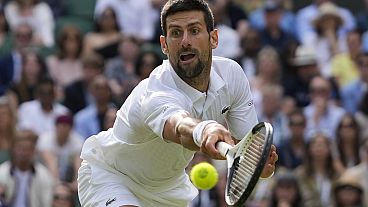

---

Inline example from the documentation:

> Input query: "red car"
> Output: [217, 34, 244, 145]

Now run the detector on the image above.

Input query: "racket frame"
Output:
[216, 122, 274, 207]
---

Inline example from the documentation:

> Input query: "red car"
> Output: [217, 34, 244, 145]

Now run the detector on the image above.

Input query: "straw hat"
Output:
[334, 171, 363, 193]
[313, 2, 343, 29]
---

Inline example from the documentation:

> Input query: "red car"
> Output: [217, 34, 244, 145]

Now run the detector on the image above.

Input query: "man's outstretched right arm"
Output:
[162, 111, 234, 160]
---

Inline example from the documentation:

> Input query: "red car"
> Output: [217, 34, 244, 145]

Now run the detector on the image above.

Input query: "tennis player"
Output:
[78, 0, 278, 206]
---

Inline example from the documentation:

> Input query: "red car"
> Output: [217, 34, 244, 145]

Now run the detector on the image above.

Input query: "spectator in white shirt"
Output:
[4, 0, 55, 47]
[17, 78, 70, 136]
[94, 0, 156, 42]
[37, 114, 83, 193]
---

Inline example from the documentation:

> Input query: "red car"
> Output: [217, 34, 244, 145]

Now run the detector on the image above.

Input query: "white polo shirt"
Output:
[80, 56, 258, 205]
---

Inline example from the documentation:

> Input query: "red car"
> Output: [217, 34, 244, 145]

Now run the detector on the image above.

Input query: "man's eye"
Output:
[171, 30, 181, 37]
[191, 28, 200, 35]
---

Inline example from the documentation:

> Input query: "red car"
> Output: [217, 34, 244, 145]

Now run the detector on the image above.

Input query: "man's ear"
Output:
[160, 35, 168, 55]
[210, 29, 219, 49]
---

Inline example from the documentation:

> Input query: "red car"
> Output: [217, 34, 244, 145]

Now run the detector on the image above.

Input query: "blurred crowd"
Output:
[0, 0, 367, 206]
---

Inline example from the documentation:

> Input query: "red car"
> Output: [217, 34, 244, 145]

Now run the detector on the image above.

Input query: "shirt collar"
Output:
[167, 60, 225, 102]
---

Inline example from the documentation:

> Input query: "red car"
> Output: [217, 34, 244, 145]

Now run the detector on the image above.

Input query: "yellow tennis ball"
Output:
[190, 162, 218, 190]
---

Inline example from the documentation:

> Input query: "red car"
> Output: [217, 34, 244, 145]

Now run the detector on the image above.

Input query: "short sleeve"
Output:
[141, 89, 191, 138]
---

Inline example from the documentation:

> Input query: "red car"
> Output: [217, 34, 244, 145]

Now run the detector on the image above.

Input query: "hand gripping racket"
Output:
[216, 122, 273, 207]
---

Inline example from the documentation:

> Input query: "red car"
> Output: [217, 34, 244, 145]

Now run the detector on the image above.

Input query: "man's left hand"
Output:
[260, 144, 278, 178]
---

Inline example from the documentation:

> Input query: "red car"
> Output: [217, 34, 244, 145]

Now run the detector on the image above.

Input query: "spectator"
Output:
[135, 48, 163, 80]
[4, 0, 55, 47]
[342, 138, 368, 206]
[258, 84, 289, 147]
[250, 46, 281, 113]
[330, 29, 362, 88]
[303, 76, 345, 139]
[278, 109, 306, 169]
[258, 1, 296, 54]
[37, 114, 83, 192]
[9, 48, 49, 104]
[283, 45, 320, 107]
[0, 96, 15, 164]
[94, 0, 156, 42]
[310, 2, 348, 78]
[205, 0, 249, 39]
[17, 78, 70, 136]
[105, 36, 140, 106]
[208, 0, 241, 59]
[52, 183, 75, 207]
[295, 0, 356, 46]
[62, 52, 105, 114]
[341, 52, 368, 114]
[335, 114, 361, 170]
[294, 133, 341, 207]
[280, 95, 297, 117]
[268, 170, 303, 207]
[237, 27, 262, 79]
[0, 9, 11, 56]
[0, 130, 54, 207]
[0, 22, 34, 95]
[46, 25, 84, 92]
[74, 75, 114, 139]
[248, 0, 296, 35]
[83, 7, 121, 59]
[333, 167, 364, 207]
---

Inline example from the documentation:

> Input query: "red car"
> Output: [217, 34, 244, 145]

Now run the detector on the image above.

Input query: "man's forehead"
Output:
[166, 10, 205, 27]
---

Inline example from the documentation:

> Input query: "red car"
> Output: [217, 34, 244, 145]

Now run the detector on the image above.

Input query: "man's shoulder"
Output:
[18, 100, 38, 111]
[212, 56, 237, 63]
[212, 56, 241, 70]
[212, 56, 245, 78]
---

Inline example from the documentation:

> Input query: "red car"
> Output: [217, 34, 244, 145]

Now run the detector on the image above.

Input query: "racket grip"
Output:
[216, 142, 231, 157]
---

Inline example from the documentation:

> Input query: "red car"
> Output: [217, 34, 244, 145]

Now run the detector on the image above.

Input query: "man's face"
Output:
[14, 24, 33, 49]
[13, 140, 35, 167]
[160, 11, 218, 80]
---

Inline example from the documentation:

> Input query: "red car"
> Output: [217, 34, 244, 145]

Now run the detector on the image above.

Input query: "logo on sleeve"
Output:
[247, 100, 254, 106]
[106, 197, 116, 206]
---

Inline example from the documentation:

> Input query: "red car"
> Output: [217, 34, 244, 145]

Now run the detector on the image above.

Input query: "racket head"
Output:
[224, 122, 273, 207]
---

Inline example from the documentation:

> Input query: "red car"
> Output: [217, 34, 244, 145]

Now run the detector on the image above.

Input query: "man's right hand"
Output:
[199, 122, 234, 160]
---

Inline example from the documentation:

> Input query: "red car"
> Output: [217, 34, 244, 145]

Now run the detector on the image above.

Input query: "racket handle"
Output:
[216, 142, 232, 157]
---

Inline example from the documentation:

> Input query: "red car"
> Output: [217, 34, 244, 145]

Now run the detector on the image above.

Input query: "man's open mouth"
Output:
[180, 52, 196, 62]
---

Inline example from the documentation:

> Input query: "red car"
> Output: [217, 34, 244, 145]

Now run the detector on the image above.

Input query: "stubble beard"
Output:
[172, 47, 212, 82]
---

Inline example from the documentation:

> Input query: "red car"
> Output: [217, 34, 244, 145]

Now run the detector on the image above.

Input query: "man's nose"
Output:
[181, 31, 191, 47]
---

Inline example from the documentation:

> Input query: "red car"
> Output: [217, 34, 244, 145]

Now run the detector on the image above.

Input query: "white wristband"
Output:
[192, 120, 217, 147]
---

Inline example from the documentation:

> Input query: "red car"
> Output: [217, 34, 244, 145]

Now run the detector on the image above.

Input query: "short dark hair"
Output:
[160, 0, 214, 36]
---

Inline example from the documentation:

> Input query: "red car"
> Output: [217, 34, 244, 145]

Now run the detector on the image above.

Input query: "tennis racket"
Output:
[216, 122, 273, 207]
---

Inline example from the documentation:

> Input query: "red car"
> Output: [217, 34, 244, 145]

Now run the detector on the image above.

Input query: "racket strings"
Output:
[228, 131, 266, 203]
